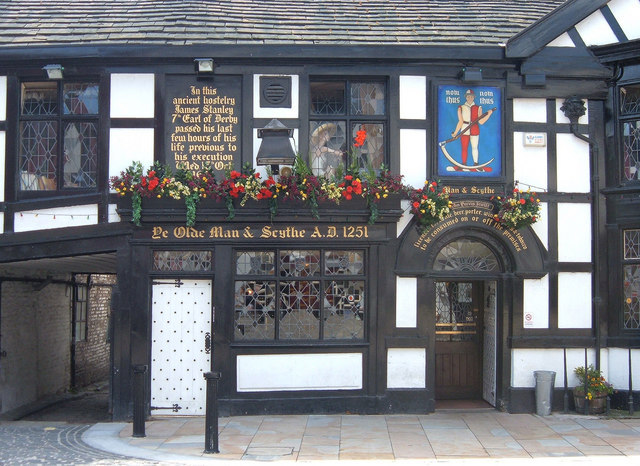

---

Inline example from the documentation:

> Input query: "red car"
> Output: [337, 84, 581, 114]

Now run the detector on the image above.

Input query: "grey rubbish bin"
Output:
[534, 370, 556, 416]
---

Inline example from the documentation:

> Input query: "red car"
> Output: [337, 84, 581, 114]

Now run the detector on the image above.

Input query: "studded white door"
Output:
[151, 279, 212, 415]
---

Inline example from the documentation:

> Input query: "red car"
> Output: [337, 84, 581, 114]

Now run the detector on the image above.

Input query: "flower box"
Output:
[573, 389, 608, 414]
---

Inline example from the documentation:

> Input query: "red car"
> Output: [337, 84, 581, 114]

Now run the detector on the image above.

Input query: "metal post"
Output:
[563, 348, 569, 413]
[629, 347, 634, 416]
[133, 364, 148, 438]
[204, 371, 222, 454]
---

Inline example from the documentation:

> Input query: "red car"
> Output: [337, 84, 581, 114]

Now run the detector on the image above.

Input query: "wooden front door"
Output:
[435, 281, 484, 399]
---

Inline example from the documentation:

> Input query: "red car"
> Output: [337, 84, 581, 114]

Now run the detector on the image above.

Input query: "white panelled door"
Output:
[151, 279, 212, 415]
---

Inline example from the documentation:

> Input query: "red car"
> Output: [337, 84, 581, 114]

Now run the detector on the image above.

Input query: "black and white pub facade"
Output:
[1, 0, 639, 420]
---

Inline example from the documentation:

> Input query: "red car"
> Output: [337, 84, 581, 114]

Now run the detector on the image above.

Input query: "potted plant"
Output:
[573, 365, 614, 414]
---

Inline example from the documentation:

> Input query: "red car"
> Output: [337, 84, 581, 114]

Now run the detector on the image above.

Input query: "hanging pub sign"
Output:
[165, 75, 241, 177]
[437, 85, 502, 177]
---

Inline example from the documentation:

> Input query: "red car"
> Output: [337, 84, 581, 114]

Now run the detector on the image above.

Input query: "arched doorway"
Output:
[432, 239, 500, 404]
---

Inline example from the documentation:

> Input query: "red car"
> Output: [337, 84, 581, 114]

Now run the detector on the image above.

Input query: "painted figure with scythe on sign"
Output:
[440, 89, 497, 172]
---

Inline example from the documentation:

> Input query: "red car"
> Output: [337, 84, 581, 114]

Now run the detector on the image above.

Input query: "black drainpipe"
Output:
[560, 96, 602, 370]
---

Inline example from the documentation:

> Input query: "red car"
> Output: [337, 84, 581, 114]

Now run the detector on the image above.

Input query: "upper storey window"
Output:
[19, 81, 99, 193]
[309, 80, 386, 177]
[621, 84, 640, 183]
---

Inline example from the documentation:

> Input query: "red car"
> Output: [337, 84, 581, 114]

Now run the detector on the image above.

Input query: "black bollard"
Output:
[204, 371, 222, 454]
[133, 364, 148, 438]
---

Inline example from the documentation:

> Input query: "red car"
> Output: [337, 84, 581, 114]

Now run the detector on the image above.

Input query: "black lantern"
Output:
[256, 119, 296, 168]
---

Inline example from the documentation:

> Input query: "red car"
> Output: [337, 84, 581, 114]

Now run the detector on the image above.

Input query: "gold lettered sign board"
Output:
[413, 199, 529, 253]
[149, 224, 386, 241]
[165, 75, 241, 177]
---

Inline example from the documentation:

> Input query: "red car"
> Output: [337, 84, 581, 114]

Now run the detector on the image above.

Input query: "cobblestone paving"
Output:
[0, 421, 157, 465]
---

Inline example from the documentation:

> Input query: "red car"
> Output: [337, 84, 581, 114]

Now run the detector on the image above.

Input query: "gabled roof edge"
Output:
[505, 0, 609, 58]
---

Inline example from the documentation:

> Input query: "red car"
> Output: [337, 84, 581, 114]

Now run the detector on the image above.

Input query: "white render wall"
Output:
[13, 204, 100, 232]
[558, 272, 592, 328]
[387, 348, 426, 389]
[523, 275, 549, 329]
[399, 76, 427, 187]
[396, 276, 417, 328]
[253, 74, 299, 120]
[0, 75, 5, 205]
[236, 353, 362, 392]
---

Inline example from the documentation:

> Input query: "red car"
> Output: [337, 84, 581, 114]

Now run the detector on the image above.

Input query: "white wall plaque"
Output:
[523, 133, 546, 147]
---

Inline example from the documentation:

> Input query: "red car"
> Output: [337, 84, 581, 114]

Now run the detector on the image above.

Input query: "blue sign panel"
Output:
[437, 86, 501, 177]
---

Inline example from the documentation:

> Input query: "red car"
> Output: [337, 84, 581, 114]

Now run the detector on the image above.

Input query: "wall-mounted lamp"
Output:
[460, 67, 483, 82]
[42, 64, 64, 80]
[194, 58, 215, 74]
[256, 119, 296, 170]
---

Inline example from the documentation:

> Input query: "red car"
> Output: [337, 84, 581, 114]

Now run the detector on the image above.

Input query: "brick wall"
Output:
[73, 274, 114, 388]
[0, 272, 71, 414]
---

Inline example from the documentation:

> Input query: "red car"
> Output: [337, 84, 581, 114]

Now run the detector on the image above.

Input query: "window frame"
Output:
[622, 229, 640, 332]
[17, 78, 101, 199]
[233, 248, 368, 343]
[618, 82, 640, 185]
[308, 78, 388, 176]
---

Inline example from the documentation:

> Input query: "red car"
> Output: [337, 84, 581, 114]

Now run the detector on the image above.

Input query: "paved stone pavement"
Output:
[80, 411, 640, 464]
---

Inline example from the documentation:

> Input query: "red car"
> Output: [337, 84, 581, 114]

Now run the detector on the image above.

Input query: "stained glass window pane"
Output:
[21, 82, 58, 115]
[434, 239, 499, 271]
[309, 120, 346, 177]
[435, 282, 476, 342]
[350, 82, 385, 115]
[625, 230, 640, 260]
[621, 85, 640, 115]
[236, 251, 275, 275]
[19, 121, 58, 190]
[64, 122, 98, 188]
[279, 281, 321, 339]
[153, 251, 212, 271]
[351, 123, 384, 169]
[324, 280, 364, 339]
[624, 265, 640, 330]
[325, 250, 364, 275]
[279, 250, 320, 277]
[63, 83, 99, 115]
[234, 280, 276, 340]
[623, 121, 640, 182]
[311, 81, 345, 115]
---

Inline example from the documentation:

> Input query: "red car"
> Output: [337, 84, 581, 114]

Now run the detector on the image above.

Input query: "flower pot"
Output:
[573, 390, 608, 414]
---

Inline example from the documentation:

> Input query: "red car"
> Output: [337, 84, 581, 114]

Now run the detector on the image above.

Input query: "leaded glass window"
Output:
[433, 239, 499, 272]
[623, 229, 640, 330]
[19, 81, 99, 193]
[234, 249, 366, 341]
[620, 85, 640, 182]
[309, 79, 387, 177]
[153, 250, 213, 272]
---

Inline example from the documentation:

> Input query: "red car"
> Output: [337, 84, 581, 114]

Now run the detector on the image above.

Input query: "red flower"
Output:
[354, 129, 367, 147]
[265, 178, 276, 187]
[148, 170, 156, 178]
[412, 201, 420, 208]
[230, 170, 241, 179]
[148, 178, 159, 191]
[345, 175, 353, 181]
[519, 198, 526, 205]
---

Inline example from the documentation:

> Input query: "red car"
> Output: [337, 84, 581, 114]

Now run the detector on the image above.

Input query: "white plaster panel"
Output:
[253, 74, 299, 119]
[558, 272, 592, 328]
[575, 9, 618, 47]
[513, 132, 547, 191]
[531, 202, 548, 250]
[397, 200, 413, 238]
[400, 129, 426, 188]
[547, 32, 575, 47]
[0, 212, 3, 233]
[110, 73, 155, 118]
[252, 128, 298, 180]
[607, 348, 640, 390]
[14, 204, 99, 232]
[523, 275, 549, 329]
[609, 0, 640, 40]
[557, 203, 591, 262]
[108, 203, 121, 223]
[511, 348, 595, 387]
[0, 131, 5, 203]
[396, 277, 417, 328]
[237, 353, 362, 392]
[556, 133, 590, 193]
[512, 99, 547, 123]
[109, 128, 155, 182]
[556, 98, 588, 125]
[399, 76, 426, 120]
[387, 348, 426, 389]
[0, 76, 6, 121]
